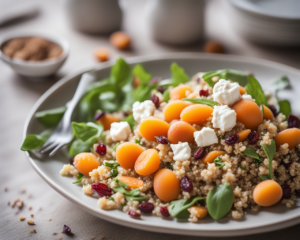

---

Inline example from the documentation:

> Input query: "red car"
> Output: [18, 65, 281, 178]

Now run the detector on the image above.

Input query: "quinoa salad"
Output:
[22, 58, 300, 222]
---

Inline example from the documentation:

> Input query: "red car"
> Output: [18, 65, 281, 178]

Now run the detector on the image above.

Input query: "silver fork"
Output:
[38, 72, 95, 157]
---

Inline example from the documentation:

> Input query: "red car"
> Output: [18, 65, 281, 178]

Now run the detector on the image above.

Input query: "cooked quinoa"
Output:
[60, 70, 300, 222]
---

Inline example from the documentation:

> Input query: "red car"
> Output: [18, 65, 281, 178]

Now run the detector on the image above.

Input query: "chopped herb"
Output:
[261, 139, 276, 180]
[220, 134, 225, 139]
[113, 179, 145, 202]
[254, 160, 262, 167]
[135, 139, 141, 145]
[104, 161, 120, 169]
[261, 105, 265, 118]
[260, 175, 269, 181]
[72, 173, 84, 184]
[114, 179, 128, 188]
[113, 143, 120, 152]
[163, 89, 170, 102]
[239, 165, 245, 170]
[110, 169, 118, 178]
[214, 157, 225, 169]
[166, 163, 174, 171]
[182, 98, 218, 107]
[109, 197, 115, 201]
[121, 203, 126, 209]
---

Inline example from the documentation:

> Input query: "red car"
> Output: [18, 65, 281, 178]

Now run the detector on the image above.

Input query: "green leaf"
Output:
[114, 179, 128, 189]
[21, 130, 52, 151]
[125, 195, 146, 201]
[113, 143, 120, 152]
[182, 98, 218, 107]
[239, 165, 245, 170]
[104, 161, 120, 169]
[72, 122, 103, 142]
[72, 173, 84, 184]
[110, 57, 132, 87]
[262, 139, 276, 180]
[35, 106, 66, 127]
[166, 163, 173, 171]
[163, 89, 170, 102]
[242, 148, 261, 160]
[170, 63, 189, 87]
[214, 157, 225, 169]
[261, 105, 265, 118]
[109, 197, 115, 201]
[133, 64, 152, 84]
[135, 139, 141, 145]
[206, 182, 234, 220]
[278, 100, 291, 118]
[245, 76, 267, 106]
[220, 134, 225, 139]
[260, 175, 269, 181]
[123, 114, 135, 131]
[69, 139, 93, 157]
[271, 76, 290, 92]
[168, 196, 204, 219]
[113, 179, 146, 202]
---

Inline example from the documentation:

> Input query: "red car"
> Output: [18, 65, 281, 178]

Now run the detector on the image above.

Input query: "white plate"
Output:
[24, 53, 300, 237]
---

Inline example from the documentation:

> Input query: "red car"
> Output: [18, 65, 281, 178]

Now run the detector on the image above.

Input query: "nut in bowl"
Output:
[0, 32, 69, 79]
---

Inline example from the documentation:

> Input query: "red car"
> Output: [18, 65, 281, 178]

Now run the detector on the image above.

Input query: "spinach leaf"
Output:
[260, 175, 269, 181]
[123, 114, 135, 130]
[133, 64, 152, 84]
[245, 76, 267, 106]
[21, 130, 52, 151]
[169, 63, 189, 87]
[271, 76, 290, 92]
[242, 148, 261, 160]
[110, 57, 132, 87]
[182, 98, 218, 107]
[278, 100, 291, 118]
[72, 173, 84, 184]
[35, 106, 66, 127]
[69, 139, 93, 157]
[72, 122, 103, 142]
[262, 139, 276, 180]
[168, 196, 204, 219]
[206, 182, 234, 220]
[163, 89, 170, 102]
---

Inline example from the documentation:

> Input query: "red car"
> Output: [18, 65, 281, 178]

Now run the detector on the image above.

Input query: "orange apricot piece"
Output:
[135, 149, 160, 176]
[94, 48, 109, 62]
[153, 169, 181, 202]
[139, 117, 170, 141]
[189, 206, 208, 219]
[232, 100, 263, 130]
[237, 129, 251, 142]
[170, 85, 193, 100]
[74, 153, 100, 176]
[117, 176, 144, 189]
[274, 128, 300, 150]
[110, 31, 131, 50]
[168, 121, 196, 144]
[180, 104, 213, 125]
[133, 76, 141, 88]
[116, 142, 144, 170]
[97, 113, 119, 131]
[163, 100, 191, 122]
[263, 105, 274, 120]
[239, 86, 246, 95]
[202, 151, 226, 164]
[253, 180, 282, 207]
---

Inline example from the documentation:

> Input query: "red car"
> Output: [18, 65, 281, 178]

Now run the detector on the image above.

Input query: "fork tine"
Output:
[37, 140, 54, 152]
[40, 142, 58, 154]
[49, 142, 67, 157]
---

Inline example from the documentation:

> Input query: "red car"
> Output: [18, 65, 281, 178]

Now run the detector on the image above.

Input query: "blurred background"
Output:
[1, 0, 300, 239]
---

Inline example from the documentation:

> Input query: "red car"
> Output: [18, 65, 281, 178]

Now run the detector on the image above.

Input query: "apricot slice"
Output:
[202, 151, 226, 164]
[170, 85, 193, 100]
[262, 105, 274, 120]
[153, 169, 181, 202]
[110, 31, 131, 50]
[139, 117, 170, 141]
[237, 129, 251, 142]
[97, 113, 119, 131]
[180, 104, 213, 125]
[274, 128, 300, 150]
[253, 180, 283, 207]
[232, 100, 263, 130]
[135, 149, 160, 176]
[163, 100, 191, 122]
[117, 176, 144, 189]
[94, 48, 109, 62]
[189, 206, 208, 219]
[116, 142, 144, 169]
[168, 121, 196, 144]
[74, 153, 100, 176]
[239, 86, 246, 95]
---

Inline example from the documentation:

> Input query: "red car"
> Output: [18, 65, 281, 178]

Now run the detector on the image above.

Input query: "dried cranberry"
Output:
[180, 176, 193, 192]
[247, 131, 258, 144]
[123, 112, 129, 117]
[268, 105, 278, 117]
[194, 147, 206, 160]
[160, 206, 170, 217]
[69, 157, 74, 165]
[281, 184, 292, 199]
[91, 183, 112, 196]
[96, 143, 106, 155]
[288, 114, 300, 128]
[94, 111, 106, 121]
[63, 225, 71, 234]
[151, 94, 160, 108]
[155, 136, 169, 144]
[225, 133, 239, 145]
[149, 78, 160, 85]
[199, 89, 209, 97]
[139, 202, 154, 213]
[157, 86, 165, 94]
[128, 210, 141, 218]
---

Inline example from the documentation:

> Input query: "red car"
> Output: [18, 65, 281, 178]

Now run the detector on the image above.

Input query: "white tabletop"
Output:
[1, 0, 300, 239]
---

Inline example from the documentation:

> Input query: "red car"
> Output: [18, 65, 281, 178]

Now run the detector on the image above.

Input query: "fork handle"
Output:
[62, 72, 95, 128]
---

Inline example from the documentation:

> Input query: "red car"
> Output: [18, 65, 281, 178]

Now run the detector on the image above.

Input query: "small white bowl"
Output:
[0, 32, 69, 79]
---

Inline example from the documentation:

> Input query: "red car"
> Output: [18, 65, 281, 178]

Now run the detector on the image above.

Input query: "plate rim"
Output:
[23, 53, 300, 236]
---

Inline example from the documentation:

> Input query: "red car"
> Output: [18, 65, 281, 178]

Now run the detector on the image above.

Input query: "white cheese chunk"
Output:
[132, 100, 156, 123]
[213, 79, 240, 105]
[212, 105, 237, 132]
[242, 94, 255, 102]
[194, 127, 218, 147]
[110, 122, 131, 141]
[170, 142, 191, 161]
